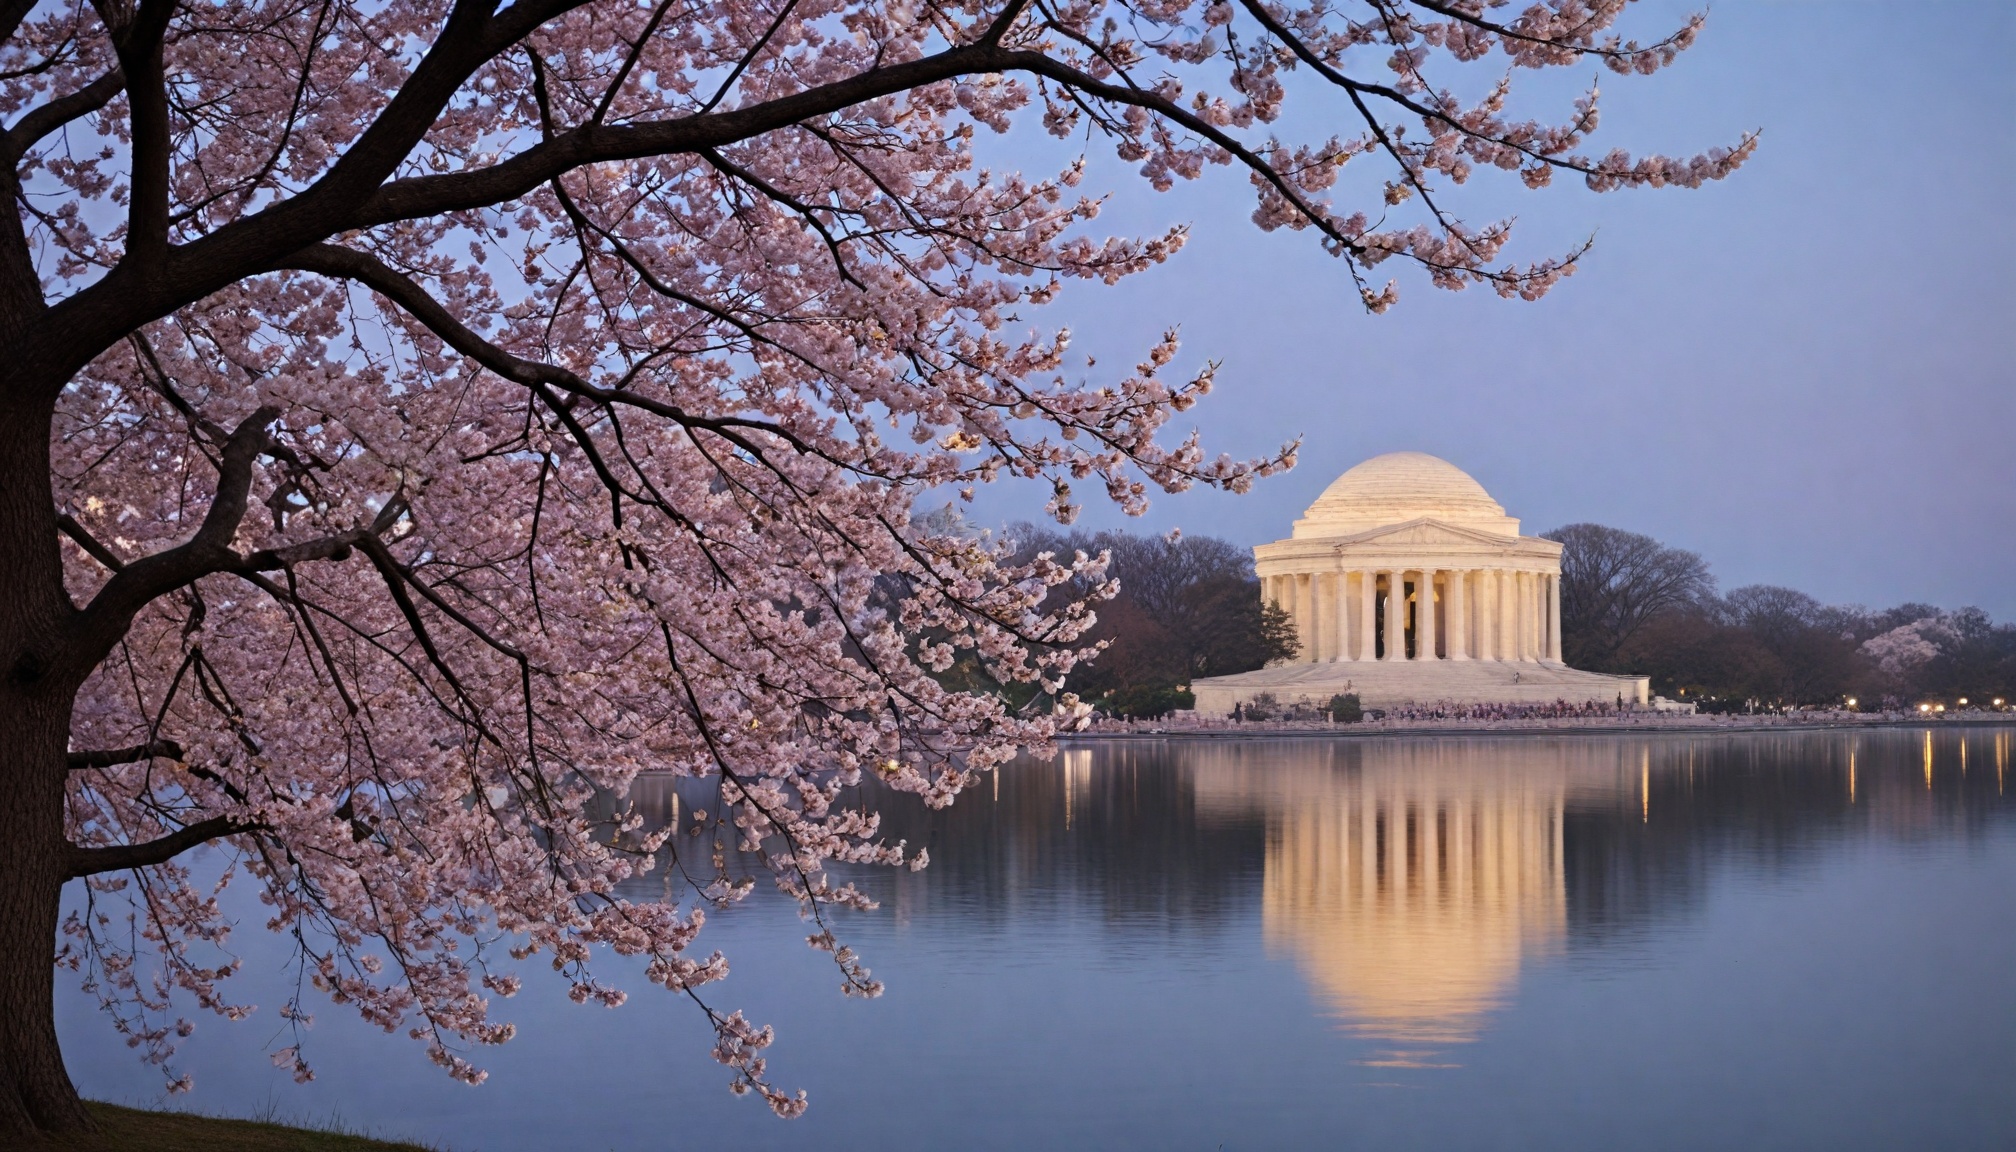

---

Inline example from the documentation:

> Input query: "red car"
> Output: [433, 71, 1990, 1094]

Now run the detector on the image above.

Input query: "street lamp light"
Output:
[1919, 703, 1933, 713]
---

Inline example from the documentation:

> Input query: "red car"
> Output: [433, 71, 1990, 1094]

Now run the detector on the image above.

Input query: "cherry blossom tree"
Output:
[0, 0, 1748, 1134]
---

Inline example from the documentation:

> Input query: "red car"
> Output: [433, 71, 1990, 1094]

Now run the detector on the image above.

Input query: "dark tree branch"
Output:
[68, 739, 185, 770]
[2, 69, 126, 162]
[978, 0, 1034, 45]
[57, 513, 128, 571]
[0, 0, 40, 48]
[67, 816, 264, 878]
[1405, 0, 1696, 62]
[593, 0, 680, 122]
[29, 0, 573, 385]
[697, 147, 864, 288]
[35, 31, 1357, 391]
[347, 44, 1360, 258]
[67, 406, 278, 667]
[696, 0, 802, 114]
[275, 243, 833, 461]
[346, 43, 1027, 228]
[96, 0, 180, 264]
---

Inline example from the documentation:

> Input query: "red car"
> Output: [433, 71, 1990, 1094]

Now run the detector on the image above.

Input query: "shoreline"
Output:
[1059, 715, 2016, 743]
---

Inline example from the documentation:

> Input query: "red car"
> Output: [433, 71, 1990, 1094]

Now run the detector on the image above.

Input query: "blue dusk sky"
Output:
[963, 1, 2015, 619]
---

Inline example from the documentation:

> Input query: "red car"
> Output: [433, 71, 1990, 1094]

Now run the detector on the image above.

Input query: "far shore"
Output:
[1060, 712, 2016, 743]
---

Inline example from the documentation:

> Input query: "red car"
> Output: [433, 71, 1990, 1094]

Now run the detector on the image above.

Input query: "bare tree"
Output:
[1006, 526, 1296, 707]
[1545, 523, 1713, 669]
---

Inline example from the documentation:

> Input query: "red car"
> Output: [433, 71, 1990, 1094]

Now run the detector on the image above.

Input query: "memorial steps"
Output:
[1189, 657, 1646, 713]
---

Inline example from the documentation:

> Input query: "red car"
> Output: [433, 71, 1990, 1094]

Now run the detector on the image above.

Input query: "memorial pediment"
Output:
[1336, 517, 1524, 551]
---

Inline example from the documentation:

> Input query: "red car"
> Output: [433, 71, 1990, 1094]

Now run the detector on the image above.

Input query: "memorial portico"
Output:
[1190, 452, 1648, 714]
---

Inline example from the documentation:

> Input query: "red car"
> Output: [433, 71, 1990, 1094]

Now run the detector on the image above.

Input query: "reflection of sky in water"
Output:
[59, 727, 2016, 1152]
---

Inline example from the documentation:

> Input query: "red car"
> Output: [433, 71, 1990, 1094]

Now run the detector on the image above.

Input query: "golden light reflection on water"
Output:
[1187, 741, 1658, 1066]
[609, 726, 2014, 1083]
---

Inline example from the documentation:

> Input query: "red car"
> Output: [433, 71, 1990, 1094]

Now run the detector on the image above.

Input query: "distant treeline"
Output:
[1001, 523, 1298, 717]
[1545, 523, 2015, 711]
[972, 518, 2014, 717]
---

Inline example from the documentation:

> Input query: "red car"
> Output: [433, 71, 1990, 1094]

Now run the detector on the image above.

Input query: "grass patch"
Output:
[20, 1101, 441, 1151]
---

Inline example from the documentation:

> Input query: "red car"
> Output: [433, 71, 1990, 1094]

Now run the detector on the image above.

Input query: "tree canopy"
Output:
[1547, 526, 2016, 709]
[1006, 524, 1298, 714]
[1543, 522, 1713, 669]
[0, 0, 1745, 1136]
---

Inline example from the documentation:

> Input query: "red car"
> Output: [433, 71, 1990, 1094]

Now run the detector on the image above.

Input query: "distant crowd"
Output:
[1356, 699, 1633, 723]
[1225, 696, 1636, 724]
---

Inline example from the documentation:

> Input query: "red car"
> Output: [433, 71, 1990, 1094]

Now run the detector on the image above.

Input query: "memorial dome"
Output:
[1292, 451, 1519, 538]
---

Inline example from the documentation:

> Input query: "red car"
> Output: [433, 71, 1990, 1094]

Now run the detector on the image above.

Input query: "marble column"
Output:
[1308, 574, 1324, 662]
[1524, 572, 1540, 661]
[1529, 572, 1542, 661]
[1500, 570, 1517, 661]
[1382, 570, 1403, 661]
[1483, 571, 1497, 660]
[1472, 570, 1490, 661]
[1314, 572, 1330, 661]
[1357, 571, 1377, 661]
[1530, 575, 1543, 662]
[1516, 572, 1531, 661]
[1296, 573, 1315, 663]
[1448, 569, 1469, 660]
[1419, 569, 1438, 661]
[1547, 573, 1563, 663]
[1332, 572, 1351, 662]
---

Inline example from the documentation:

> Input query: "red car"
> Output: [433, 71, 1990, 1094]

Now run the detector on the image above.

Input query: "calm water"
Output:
[61, 728, 2016, 1150]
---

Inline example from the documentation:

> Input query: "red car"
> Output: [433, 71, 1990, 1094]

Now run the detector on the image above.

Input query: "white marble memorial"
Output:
[1189, 452, 1649, 714]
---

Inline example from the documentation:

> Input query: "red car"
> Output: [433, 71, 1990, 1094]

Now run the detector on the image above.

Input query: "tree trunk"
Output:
[0, 390, 95, 1138]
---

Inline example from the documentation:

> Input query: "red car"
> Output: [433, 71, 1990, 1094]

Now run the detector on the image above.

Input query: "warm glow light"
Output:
[1959, 697, 1969, 705]
[1920, 703, 1933, 713]
[1997, 699, 2007, 708]
[1936, 704, 1946, 713]
[1846, 697, 1857, 708]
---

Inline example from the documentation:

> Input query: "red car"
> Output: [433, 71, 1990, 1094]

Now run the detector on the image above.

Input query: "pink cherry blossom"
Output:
[0, 0, 1742, 1135]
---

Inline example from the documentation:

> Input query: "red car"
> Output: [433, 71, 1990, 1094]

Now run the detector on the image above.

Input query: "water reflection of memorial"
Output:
[612, 729, 2015, 1056]
[1192, 742, 1579, 1053]
[1187, 731, 2013, 1055]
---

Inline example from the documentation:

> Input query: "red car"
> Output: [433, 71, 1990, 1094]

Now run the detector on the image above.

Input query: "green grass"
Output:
[19, 1101, 441, 1151]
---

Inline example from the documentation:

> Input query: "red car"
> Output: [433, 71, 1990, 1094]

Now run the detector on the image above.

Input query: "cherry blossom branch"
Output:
[57, 513, 131, 572]
[93, 0, 179, 263]
[66, 405, 408, 672]
[68, 740, 186, 770]
[70, 405, 279, 664]
[276, 243, 844, 468]
[1403, 0, 1699, 67]
[2, 68, 126, 162]
[66, 815, 267, 878]
[346, 44, 1019, 229]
